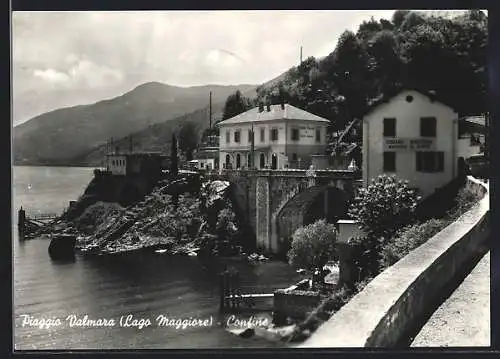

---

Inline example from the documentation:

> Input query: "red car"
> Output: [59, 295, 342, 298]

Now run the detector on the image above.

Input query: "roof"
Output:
[463, 116, 486, 127]
[459, 115, 487, 134]
[361, 87, 456, 118]
[216, 103, 330, 126]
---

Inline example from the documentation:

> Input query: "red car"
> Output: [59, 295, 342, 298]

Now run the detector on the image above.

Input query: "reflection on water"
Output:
[13, 166, 303, 349]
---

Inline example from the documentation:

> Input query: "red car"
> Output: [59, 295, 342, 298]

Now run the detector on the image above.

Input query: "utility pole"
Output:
[300, 46, 303, 65]
[250, 122, 255, 169]
[209, 91, 212, 129]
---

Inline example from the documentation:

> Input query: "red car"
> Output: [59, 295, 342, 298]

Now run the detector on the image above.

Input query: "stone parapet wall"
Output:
[300, 176, 489, 348]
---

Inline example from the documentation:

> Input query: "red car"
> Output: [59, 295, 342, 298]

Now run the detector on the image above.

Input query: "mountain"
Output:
[13, 82, 255, 166]
[72, 73, 293, 166]
[72, 104, 226, 166]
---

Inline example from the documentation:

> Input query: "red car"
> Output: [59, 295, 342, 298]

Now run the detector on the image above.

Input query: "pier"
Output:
[219, 270, 274, 312]
[17, 207, 60, 238]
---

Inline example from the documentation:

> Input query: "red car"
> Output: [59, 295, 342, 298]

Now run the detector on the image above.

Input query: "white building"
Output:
[216, 103, 330, 170]
[361, 89, 464, 198]
[105, 152, 167, 177]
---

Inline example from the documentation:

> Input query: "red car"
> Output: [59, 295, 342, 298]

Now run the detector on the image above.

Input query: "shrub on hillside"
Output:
[379, 218, 449, 269]
[348, 235, 384, 281]
[447, 182, 485, 220]
[215, 206, 238, 241]
[287, 219, 338, 272]
[73, 201, 125, 233]
[348, 174, 421, 238]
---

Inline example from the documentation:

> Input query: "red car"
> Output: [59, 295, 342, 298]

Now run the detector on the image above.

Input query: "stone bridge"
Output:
[220, 169, 362, 255]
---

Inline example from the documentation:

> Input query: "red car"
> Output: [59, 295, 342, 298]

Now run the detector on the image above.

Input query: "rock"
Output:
[48, 234, 76, 260]
[253, 324, 297, 342]
[227, 327, 255, 338]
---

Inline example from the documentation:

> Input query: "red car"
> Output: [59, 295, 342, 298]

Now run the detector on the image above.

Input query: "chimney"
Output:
[258, 103, 264, 112]
[266, 104, 271, 112]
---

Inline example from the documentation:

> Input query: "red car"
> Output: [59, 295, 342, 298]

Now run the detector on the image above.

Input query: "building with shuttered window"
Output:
[216, 103, 329, 170]
[361, 88, 462, 198]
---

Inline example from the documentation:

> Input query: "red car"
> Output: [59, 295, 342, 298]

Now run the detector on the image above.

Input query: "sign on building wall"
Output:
[383, 138, 436, 152]
[300, 125, 316, 139]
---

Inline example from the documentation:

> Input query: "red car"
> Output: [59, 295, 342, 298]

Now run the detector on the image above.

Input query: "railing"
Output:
[26, 212, 60, 221]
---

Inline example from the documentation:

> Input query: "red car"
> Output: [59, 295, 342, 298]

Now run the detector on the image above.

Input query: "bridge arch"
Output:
[272, 184, 350, 256]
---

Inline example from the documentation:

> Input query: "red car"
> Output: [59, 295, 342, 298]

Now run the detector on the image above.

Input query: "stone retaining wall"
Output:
[299, 176, 489, 348]
[274, 289, 321, 321]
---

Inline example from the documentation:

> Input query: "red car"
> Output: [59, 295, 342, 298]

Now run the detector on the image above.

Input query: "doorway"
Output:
[271, 153, 278, 170]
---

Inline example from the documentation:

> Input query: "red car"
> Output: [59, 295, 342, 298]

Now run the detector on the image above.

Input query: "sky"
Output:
[12, 10, 472, 125]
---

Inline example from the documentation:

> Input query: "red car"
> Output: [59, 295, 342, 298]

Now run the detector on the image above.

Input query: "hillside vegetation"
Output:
[254, 10, 487, 135]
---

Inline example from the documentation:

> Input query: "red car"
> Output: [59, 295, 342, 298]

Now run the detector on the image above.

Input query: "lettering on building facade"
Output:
[300, 125, 316, 139]
[383, 138, 436, 152]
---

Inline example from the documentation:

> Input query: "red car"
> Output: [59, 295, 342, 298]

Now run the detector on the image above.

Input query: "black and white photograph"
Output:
[12, 9, 490, 350]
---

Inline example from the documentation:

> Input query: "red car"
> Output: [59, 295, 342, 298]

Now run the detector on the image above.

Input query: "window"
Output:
[292, 153, 298, 161]
[236, 153, 241, 168]
[248, 129, 254, 144]
[226, 130, 230, 144]
[234, 130, 241, 143]
[383, 152, 396, 172]
[416, 152, 444, 173]
[383, 118, 396, 137]
[260, 128, 265, 142]
[420, 117, 437, 137]
[200, 162, 204, 168]
[315, 129, 321, 143]
[271, 128, 279, 141]
[291, 128, 300, 141]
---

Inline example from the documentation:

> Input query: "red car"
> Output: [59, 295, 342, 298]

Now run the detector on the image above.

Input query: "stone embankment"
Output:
[33, 177, 234, 257]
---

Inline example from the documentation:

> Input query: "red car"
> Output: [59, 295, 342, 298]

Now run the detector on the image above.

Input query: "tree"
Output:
[356, 17, 382, 42]
[392, 10, 411, 28]
[170, 133, 178, 177]
[287, 219, 338, 272]
[178, 122, 199, 161]
[348, 174, 421, 239]
[222, 90, 252, 120]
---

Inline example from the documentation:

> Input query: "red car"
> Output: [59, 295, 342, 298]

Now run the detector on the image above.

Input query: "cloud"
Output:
[32, 59, 124, 88]
[33, 68, 70, 84]
[14, 10, 405, 123]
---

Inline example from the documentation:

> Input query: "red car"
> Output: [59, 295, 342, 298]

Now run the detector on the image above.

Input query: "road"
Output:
[411, 252, 490, 347]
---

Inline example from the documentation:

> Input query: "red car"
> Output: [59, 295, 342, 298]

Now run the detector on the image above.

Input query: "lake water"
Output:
[13, 166, 304, 350]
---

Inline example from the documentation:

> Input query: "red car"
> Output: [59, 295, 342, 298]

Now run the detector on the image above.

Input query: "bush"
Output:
[379, 218, 449, 269]
[348, 235, 385, 281]
[215, 206, 238, 241]
[287, 219, 338, 272]
[348, 174, 421, 238]
[447, 182, 484, 220]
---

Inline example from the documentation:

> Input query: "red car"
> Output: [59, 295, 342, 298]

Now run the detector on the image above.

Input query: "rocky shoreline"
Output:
[23, 177, 260, 261]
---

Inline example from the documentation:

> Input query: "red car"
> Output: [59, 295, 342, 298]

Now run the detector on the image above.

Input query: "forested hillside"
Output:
[253, 10, 487, 136]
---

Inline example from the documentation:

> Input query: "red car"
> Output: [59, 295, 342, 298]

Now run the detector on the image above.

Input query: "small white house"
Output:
[106, 154, 127, 175]
[361, 89, 461, 198]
